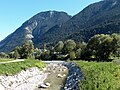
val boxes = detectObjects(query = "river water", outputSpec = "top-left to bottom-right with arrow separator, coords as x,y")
35,61 -> 83,90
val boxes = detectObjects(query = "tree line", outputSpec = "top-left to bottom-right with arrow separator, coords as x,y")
0,33 -> 120,62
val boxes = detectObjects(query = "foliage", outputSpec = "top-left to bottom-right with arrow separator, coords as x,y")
112,34 -> 120,57
63,39 -> 76,54
41,50 -> 51,60
74,60 -> 120,90
76,42 -> 86,50
34,48 -> 42,59
69,51 -> 76,60
54,41 -> 64,52
35,61 -> 46,69
14,49 -> 20,59
0,59 -> 45,75
19,41 -> 34,59
75,48 -> 82,59
9,47 -> 20,59
82,34 -> 120,61
0,52 -> 9,58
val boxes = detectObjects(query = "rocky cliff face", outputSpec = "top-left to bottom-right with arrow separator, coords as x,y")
0,11 -> 71,52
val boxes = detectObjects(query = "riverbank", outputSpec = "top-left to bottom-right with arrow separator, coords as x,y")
0,60 -> 69,90
0,67 -> 48,90
35,61 -> 68,90
74,60 -> 120,90
0,59 -> 45,75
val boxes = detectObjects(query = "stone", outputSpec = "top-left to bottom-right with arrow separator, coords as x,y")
63,74 -> 66,77
0,84 -> 5,90
45,82 -> 50,86
38,83 -> 50,88
58,74 -> 63,78
0,67 -> 48,90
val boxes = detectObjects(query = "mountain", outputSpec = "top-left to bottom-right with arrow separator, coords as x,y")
0,11 -> 71,52
40,0 -> 120,44
1,0 -> 120,52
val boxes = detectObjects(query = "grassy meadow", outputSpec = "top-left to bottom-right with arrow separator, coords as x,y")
0,59 -> 45,75
0,59 -> 13,62
74,60 -> 120,90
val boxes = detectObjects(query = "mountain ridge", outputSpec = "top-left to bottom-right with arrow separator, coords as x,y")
1,0 -> 120,52
40,0 -> 120,44
0,11 -> 71,52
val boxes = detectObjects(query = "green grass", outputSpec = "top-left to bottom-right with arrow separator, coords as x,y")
0,59 -> 13,62
74,60 -> 120,90
0,59 -> 45,75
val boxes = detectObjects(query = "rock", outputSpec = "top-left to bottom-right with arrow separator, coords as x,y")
45,82 -> 50,86
58,74 -> 63,78
0,84 -> 5,90
38,83 -> 50,88
0,67 -> 48,90
63,74 -> 66,77
59,68 -> 63,71
57,73 -> 66,78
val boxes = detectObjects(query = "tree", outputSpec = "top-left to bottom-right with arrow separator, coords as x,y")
34,48 -> 42,59
75,42 -> 86,59
54,41 -> 64,52
111,34 -> 120,57
9,50 -> 19,59
8,52 -> 14,58
0,52 -> 9,58
69,51 -> 76,60
43,43 -> 47,53
10,46 -> 20,59
41,50 -> 51,60
96,35 -> 113,60
76,42 -> 86,50
63,39 -> 76,54
20,41 -> 34,59
76,48 -> 82,59
82,34 -> 114,61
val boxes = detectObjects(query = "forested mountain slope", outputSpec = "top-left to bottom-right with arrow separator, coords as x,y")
41,0 -> 120,44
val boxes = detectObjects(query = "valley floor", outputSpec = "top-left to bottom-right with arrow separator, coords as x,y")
0,59 -> 120,90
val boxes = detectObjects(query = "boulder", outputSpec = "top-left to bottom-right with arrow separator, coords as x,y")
45,82 -> 50,87
58,74 -> 63,78
38,82 -> 50,88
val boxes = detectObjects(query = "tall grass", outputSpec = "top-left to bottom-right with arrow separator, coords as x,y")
0,59 -> 45,75
74,61 -> 120,90
0,59 -> 13,62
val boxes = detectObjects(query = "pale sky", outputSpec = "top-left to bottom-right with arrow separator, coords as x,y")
0,0 -> 101,41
